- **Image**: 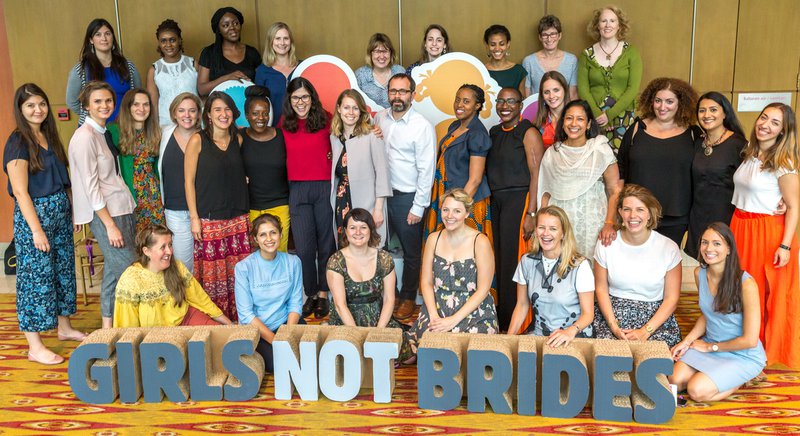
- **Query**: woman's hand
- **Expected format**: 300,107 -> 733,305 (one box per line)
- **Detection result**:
428,315 -> 458,333
547,327 -> 578,348
32,229 -> 51,253
622,327 -> 650,341
671,341 -> 690,360
774,246 -> 791,268
598,223 -> 617,246
372,207 -> 384,229
372,124 -> 384,139
689,339 -> 712,353
522,214 -> 535,241
106,224 -> 125,248
191,217 -> 202,241
775,198 -> 787,215
224,70 -> 249,82
596,112 -> 609,126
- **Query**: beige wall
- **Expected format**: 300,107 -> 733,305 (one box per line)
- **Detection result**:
1,0 -> 799,240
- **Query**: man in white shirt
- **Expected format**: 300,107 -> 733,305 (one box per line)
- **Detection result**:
374,73 -> 436,320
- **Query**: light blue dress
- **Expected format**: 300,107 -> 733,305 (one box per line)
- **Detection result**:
522,51 -> 577,93
680,269 -> 766,392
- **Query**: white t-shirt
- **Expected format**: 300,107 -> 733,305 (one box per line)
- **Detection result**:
594,230 -> 681,302
731,156 -> 796,214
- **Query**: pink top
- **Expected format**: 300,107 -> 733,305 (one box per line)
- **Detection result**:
68,119 -> 135,225
281,118 -> 332,181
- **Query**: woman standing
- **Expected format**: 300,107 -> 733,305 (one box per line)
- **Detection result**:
117,89 -> 164,234
483,25 -> 527,94
410,189 -> 499,351
538,99 -> 621,259
330,89 -> 391,244
730,103 -> 799,368
281,77 -> 336,318
145,19 -> 198,127
66,18 -> 141,125
522,15 -> 578,100
68,81 -> 137,329
241,86 -> 290,251
355,33 -> 405,109
534,71 -> 569,148
487,87 -> 544,329
671,223 -> 765,402
197,7 -> 262,96
425,84 -> 493,238
577,6 -> 642,150
685,92 -> 747,258
114,225 -> 232,328
593,184 -> 682,347
406,24 -> 451,75
507,206 -> 595,342
4,84 -> 86,364
184,91 -> 251,322
255,22 -> 298,125
235,214 -> 304,373
618,77 -> 699,247
158,93 -> 203,272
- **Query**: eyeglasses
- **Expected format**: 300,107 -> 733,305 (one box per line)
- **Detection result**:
496,98 -> 521,106
372,48 -> 390,55
388,89 -> 412,96
290,95 -> 311,103
540,32 -> 560,40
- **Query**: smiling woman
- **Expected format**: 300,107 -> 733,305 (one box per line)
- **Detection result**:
145,19 -> 198,127
355,33 -> 405,109
196,7 -> 261,96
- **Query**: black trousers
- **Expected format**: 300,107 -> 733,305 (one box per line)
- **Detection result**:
288,180 -> 336,296
386,191 -> 425,301
256,318 -> 307,373
657,214 -> 689,251
491,188 -> 528,330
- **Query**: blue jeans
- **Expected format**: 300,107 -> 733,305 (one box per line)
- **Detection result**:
165,209 -> 194,273
89,213 -> 136,318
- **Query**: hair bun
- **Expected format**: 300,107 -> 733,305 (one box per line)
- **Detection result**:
245,85 -> 271,99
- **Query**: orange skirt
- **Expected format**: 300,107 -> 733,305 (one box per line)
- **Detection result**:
730,209 -> 800,368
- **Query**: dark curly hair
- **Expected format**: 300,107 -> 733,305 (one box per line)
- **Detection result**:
457,84 -> 485,112
637,77 -> 698,127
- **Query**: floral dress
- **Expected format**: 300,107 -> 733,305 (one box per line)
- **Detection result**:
409,232 -> 499,349
327,249 -> 413,361
334,137 -> 352,244
132,130 -> 164,234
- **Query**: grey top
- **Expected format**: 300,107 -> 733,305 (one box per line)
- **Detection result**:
522,51 -> 578,93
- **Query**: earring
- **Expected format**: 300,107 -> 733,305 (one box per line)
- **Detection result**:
91,44 -> 95,54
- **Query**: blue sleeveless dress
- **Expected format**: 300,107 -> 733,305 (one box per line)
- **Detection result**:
680,269 -> 766,392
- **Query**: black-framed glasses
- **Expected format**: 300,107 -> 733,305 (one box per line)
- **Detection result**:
290,95 -> 311,103
496,98 -> 521,106
388,89 -> 412,96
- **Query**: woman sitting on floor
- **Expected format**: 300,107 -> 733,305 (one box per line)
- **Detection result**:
670,222 -> 765,402
114,225 -> 232,327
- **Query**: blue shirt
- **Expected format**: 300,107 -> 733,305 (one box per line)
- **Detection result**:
3,132 -> 70,198
354,64 -> 405,109
255,64 -> 293,125
234,251 -> 304,331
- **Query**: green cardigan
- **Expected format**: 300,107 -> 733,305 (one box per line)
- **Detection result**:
577,43 -> 643,120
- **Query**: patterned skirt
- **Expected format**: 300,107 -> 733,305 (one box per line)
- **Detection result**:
593,294 -> 681,347
193,214 -> 252,322
600,95 -> 635,151
13,191 -> 77,332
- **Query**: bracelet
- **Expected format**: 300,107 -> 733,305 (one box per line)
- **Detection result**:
572,324 -> 581,333
604,220 -> 614,225
779,244 -> 791,251
527,211 -> 536,217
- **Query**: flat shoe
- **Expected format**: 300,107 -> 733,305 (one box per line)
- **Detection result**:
28,351 -> 65,365
302,297 -> 318,318
58,331 -> 87,341
314,297 -> 330,318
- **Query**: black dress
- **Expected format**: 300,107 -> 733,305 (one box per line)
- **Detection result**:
685,134 -> 746,258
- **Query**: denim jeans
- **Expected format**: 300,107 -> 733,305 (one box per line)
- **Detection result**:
165,209 -> 194,273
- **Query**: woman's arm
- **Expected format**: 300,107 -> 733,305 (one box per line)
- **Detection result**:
6,159 -> 49,252
523,127 -> 545,240
184,133 -> 202,240
547,289 -> 595,347
594,261 -> 625,339
429,233 -> 495,332
66,66 -> 82,115
197,65 -> 248,97
690,276 -> 762,354
775,173 -> 799,267
378,269 -> 397,328
576,52 -> 602,118
623,262 -> 681,341
599,163 -> 622,246
146,66 -> 160,126
371,134 -> 391,229
327,269 -> 357,326
420,232 -> 440,321
671,267 -> 707,359
506,283 -> 530,335
463,155 -> 486,198
606,47 -> 643,121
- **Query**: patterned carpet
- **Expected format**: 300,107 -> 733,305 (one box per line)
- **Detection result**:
0,292 -> 799,435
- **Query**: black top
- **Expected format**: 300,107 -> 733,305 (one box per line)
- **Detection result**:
240,129 -> 289,210
195,132 -> 249,220
198,44 -> 262,82
487,119 -> 534,192
618,119 -> 696,217
161,134 -> 188,211
3,132 -> 70,198
685,134 -> 746,257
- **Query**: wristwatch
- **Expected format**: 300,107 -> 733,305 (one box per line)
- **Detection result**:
711,343 -> 719,352
644,323 -> 654,333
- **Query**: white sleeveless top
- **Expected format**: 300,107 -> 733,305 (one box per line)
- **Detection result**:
731,156 -> 795,214
153,55 -> 198,127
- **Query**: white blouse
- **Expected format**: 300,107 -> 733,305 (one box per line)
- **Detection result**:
732,156 -> 795,214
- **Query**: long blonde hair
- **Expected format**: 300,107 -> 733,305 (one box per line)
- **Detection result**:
262,22 -> 297,67
118,89 -> 160,156
743,103 -> 798,172
529,205 -> 585,278
330,89 -> 373,138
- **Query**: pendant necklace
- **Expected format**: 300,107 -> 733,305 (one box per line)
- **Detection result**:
598,40 -> 621,61
703,129 -> 728,156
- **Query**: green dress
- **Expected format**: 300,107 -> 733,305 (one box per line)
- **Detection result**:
327,249 -> 412,361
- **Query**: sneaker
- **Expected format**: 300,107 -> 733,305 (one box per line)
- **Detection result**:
314,297 -> 330,318
302,296 -> 318,318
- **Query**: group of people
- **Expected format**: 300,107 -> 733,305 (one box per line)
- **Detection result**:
4,5 -> 799,406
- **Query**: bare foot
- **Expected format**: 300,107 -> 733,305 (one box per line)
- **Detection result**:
58,329 -> 87,342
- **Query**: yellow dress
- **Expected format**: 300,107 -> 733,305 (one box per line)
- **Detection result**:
113,261 -> 223,327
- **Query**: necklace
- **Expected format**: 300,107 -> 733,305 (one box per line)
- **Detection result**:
703,129 -> 728,156
598,40 -> 621,61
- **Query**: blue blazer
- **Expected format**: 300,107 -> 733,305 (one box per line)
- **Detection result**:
439,115 -> 492,202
